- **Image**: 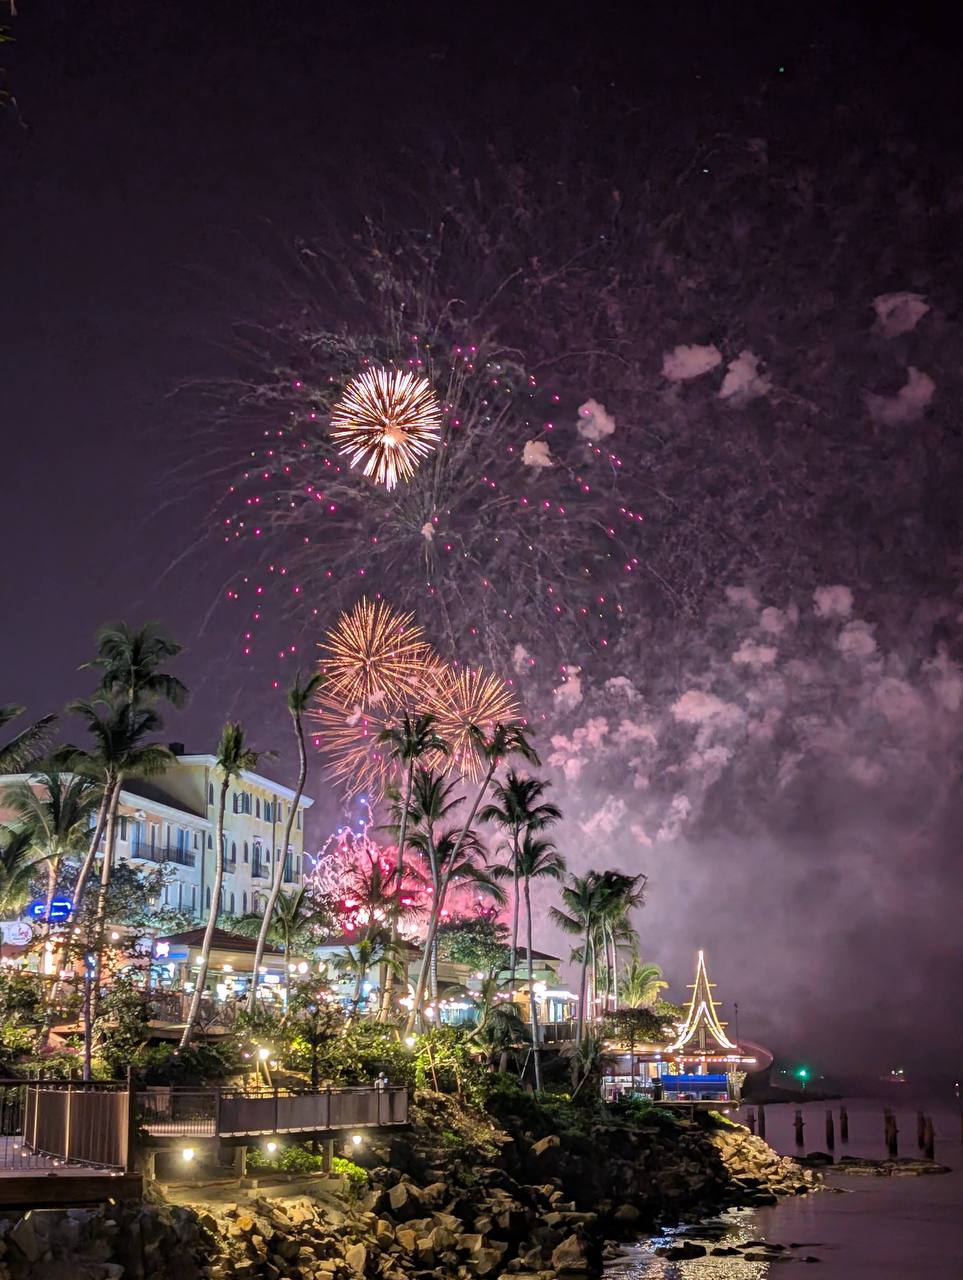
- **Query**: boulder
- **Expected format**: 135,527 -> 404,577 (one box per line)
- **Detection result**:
345,1241 -> 368,1274
468,1246 -> 505,1276
612,1204 -> 640,1228
551,1234 -> 589,1274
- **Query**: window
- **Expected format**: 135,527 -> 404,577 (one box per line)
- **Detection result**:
297,809 -> 302,831
206,886 -> 211,908
208,782 -> 214,806
207,834 -> 213,850
219,887 -> 224,912
192,886 -> 197,912
277,802 -> 283,824
118,816 -> 129,841
150,824 -> 158,851
230,892 -> 235,914
242,892 -> 247,913
231,841 -> 237,863
232,792 -> 238,814
244,792 -> 252,815
243,842 -> 249,863
194,832 -> 199,849
256,798 -> 261,819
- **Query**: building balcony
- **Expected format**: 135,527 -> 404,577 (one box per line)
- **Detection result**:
252,862 -> 270,880
223,858 -> 237,875
130,842 -> 196,868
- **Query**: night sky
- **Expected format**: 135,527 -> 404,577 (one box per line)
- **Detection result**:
3,3 -> 962,1078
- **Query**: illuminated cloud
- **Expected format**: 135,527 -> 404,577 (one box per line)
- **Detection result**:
718,349 -> 772,403
866,366 -> 935,425
522,439 -> 554,468
813,585 -> 854,619
872,291 -> 929,338
576,398 -> 616,441
662,343 -> 722,381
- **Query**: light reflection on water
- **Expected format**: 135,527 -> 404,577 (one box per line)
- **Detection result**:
604,1097 -> 963,1279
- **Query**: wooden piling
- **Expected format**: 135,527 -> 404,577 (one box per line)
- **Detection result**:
746,1108 -> 756,1135
758,1104 -> 766,1140
923,1116 -> 935,1161
839,1105 -> 848,1142
825,1109 -> 835,1150
884,1109 -> 899,1157
794,1109 -> 805,1147
917,1110 -> 926,1150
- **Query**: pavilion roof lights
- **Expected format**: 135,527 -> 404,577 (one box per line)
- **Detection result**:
665,949 -> 737,1054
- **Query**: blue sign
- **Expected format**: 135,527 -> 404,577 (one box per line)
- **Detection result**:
26,898 -> 73,923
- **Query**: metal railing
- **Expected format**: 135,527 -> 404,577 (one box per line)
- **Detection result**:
136,1084 -> 409,1139
147,991 -> 238,1031
22,1081 -> 130,1171
538,1019 -> 577,1044
130,842 -> 196,868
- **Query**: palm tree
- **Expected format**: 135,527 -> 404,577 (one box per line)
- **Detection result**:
479,772 -> 561,989
550,871 -> 606,1047
83,621 -> 188,724
247,670 -> 324,1013
402,767 -> 465,999
620,957 -> 667,1010
376,713 -> 447,1020
0,705 -> 56,773
515,828 -> 565,1091
405,824 -> 506,1034
272,886 -> 317,1010
4,771 -> 99,933
180,723 -> 262,1049
335,937 -> 404,1021
594,872 -> 647,1012
0,827 -> 41,915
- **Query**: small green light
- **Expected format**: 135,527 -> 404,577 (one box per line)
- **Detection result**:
778,65 -> 785,74
795,1066 -> 809,1080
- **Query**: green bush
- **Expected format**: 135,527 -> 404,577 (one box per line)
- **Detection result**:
313,1024 -> 414,1087
141,1040 -> 240,1085
246,1144 -> 367,1195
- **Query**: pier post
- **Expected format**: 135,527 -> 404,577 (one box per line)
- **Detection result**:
758,1105 -> 766,1140
839,1105 -> 848,1143
884,1109 -> 898,1157
746,1108 -> 756,1135
923,1117 -> 935,1161
825,1109 -> 835,1150
917,1110 -> 926,1150
794,1109 -> 805,1147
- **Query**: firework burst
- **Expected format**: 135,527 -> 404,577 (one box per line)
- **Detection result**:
310,694 -> 394,800
426,664 -> 520,780
330,367 -> 443,490
319,597 -> 432,708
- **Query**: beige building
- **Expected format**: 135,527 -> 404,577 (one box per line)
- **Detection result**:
0,748 -> 314,925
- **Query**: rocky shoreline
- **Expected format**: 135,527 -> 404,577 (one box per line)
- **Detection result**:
0,1097 -> 817,1280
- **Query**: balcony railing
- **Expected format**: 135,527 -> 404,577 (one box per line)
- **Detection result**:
130,842 -> 196,868
252,862 -> 269,879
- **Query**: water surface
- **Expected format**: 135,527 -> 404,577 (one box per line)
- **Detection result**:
605,1096 -> 963,1278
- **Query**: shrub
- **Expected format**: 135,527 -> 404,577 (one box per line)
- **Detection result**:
141,1040 -> 240,1085
246,1144 -> 367,1195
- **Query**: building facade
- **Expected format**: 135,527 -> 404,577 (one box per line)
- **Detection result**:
0,750 -> 314,925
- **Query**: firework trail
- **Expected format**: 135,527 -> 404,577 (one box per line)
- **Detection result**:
211,322 -> 644,681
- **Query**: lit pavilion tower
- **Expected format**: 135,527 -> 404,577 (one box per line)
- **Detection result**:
666,949 -> 738,1062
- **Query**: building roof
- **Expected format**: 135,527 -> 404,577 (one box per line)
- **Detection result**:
173,754 -> 315,807
155,927 -> 283,956
510,946 -> 562,963
316,932 -> 421,955
121,778 -> 209,823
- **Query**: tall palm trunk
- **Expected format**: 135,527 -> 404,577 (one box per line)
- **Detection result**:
524,878 -> 543,1091
404,759 -> 496,1034
248,711 -> 307,1013
576,919 -> 592,1046
508,836 -> 521,987
610,928 -> 620,1009
180,781 -> 227,1048
83,783 -> 121,1079
378,758 -> 414,1021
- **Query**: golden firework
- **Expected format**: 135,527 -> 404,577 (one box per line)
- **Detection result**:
329,367 -> 443,490
320,597 -> 433,708
425,664 -> 520,780
311,694 -> 394,801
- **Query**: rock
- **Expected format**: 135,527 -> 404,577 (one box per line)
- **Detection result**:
345,1241 -> 368,1274
612,1204 -> 640,1228
663,1242 -> 707,1260
468,1246 -> 504,1276
388,1181 -> 422,1220
375,1219 -> 396,1248
396,1228 -> 419,1252
7,1218 -> 39,1264
551,1234 -> 589,1273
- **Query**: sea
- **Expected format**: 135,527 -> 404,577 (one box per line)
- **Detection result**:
604,1095 -> 963,1279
